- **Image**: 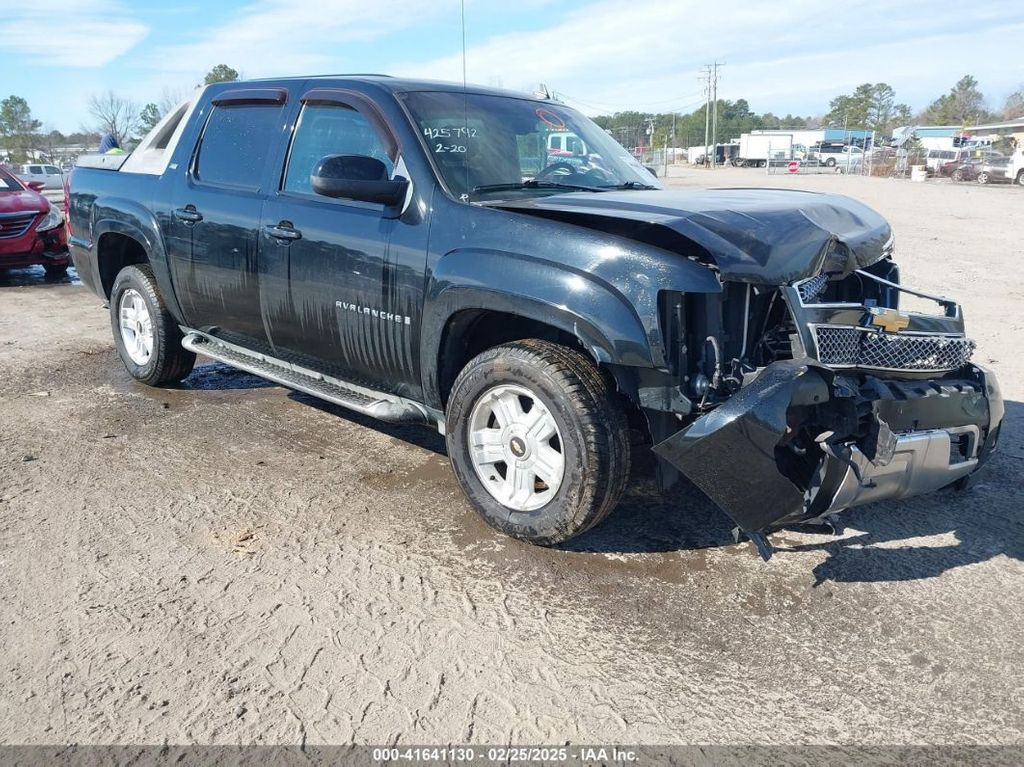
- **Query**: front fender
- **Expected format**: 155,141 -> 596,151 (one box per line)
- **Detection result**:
422,248 -> 657,404
91,198 -> 183,321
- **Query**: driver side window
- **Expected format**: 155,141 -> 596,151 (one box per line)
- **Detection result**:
283,103 -> 395,195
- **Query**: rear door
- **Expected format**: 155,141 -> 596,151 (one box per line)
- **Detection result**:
258,88 -> 427,397
166,88 -> 288,349
43,165 -> 63,189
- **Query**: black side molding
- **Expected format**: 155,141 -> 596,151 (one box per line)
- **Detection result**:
211,88 -> 287,106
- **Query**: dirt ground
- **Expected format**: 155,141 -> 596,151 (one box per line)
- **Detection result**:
1,170 -> 1022,747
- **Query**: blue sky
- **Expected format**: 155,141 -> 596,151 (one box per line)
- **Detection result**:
1,0 -> 1022,133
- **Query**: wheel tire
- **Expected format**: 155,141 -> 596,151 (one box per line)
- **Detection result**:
952,169 -> 964,182
1016,170 -> 1024,187
43,263 -> 68,278
977,172 -> 989,185
826,157 -> 836,167
109,264 -> 195,386
446,339 -> 631,546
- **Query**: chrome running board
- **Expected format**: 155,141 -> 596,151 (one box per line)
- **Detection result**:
181,331 -> 432,425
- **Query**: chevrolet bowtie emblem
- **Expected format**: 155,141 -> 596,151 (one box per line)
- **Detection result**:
868,308 -> 910,333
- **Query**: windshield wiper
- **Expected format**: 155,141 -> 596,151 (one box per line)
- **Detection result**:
472,180 -> 608,194
610,181 -> 658,190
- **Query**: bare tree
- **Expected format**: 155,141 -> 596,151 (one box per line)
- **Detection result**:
158,86 -> 191,116
87,91 -> 140,146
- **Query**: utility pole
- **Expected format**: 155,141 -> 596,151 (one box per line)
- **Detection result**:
711,62 -> 719,168
671,110 -> 676,167
702,65 -> 712,167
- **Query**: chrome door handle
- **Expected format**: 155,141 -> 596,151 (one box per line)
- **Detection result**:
173,206 -> 203,224
264,223 -> 302,241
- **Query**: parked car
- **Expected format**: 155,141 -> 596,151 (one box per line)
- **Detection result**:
951,156 -> 1011,184
16,163 -> 65,190
1008,148 -> 1024,186
933,149 -> 972,177
68,76 -> 1002,560
811,143 -> 864,168
0,165 -> 71,275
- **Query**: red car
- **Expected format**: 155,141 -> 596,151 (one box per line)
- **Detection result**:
0,164 -> 71,276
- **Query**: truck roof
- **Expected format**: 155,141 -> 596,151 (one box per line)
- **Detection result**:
235,74 -> 547,103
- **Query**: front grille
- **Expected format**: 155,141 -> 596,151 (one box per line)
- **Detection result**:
797,273 -> 830,304
0,213 -> 37,240
813,325 -> 975,372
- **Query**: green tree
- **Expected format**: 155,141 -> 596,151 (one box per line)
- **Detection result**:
592,98 -> 817,151
0,95 -> 42,163
918,75 -> 990,126
138,103 -> 163,137
823,83 -> 910,136
41,128 -> 65,160
892,103 -> 913,128
204,64 -> 240,85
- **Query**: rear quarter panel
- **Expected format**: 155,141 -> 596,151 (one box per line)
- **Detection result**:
69,168 -> 162,300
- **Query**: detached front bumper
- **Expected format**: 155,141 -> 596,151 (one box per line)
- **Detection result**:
653,359 -> 1002,558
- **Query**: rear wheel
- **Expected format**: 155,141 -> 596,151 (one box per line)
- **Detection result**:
110,264 -> 195,386
1016,169 -> 1024,186
446,339 -> 631,546
977,172 -> 990,185
951,168 -> 964,182
825,157 -> 836,167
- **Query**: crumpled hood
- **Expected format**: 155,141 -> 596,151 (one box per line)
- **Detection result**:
491,188 -> 893,284
0,189 -> 47,215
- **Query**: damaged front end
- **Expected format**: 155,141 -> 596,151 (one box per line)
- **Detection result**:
652,263 -> 1003,559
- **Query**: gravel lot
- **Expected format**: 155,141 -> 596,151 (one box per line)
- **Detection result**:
1,170 -> 1022,746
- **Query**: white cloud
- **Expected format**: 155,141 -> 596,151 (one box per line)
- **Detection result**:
145,0 -> 462,78
0,0 -> 148,67
396,0 -> 1024,115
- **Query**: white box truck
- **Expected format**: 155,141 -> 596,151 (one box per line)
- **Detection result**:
736,134 -> 793,167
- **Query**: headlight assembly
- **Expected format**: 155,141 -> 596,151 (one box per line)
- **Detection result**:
35,206 -> 63,232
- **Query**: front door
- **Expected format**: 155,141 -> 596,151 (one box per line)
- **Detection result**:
167,91 -> 287,349
259,91 -> 427,398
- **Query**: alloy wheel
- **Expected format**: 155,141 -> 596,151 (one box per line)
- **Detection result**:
118,288 -> 155,366
467,384 -> 565,511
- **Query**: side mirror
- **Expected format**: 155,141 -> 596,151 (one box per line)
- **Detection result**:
311,154 -> 408,206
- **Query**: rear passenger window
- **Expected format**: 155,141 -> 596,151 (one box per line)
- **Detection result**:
195,104 -> 282,189
283,103 -> 394,195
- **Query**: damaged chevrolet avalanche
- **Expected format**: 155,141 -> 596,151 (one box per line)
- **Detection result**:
67,77 -> 1002,557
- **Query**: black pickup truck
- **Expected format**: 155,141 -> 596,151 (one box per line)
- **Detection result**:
68,76 -> 1002,557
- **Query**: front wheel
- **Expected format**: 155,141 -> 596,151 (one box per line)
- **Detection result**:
445,339 -> 631,546
1016,170 -> 1024,186
109,264 -> 196,386
977,172 -> 990,185
952,168 -> 964,182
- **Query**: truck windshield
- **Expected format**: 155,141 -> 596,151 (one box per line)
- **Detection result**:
402,91 -> 661,202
